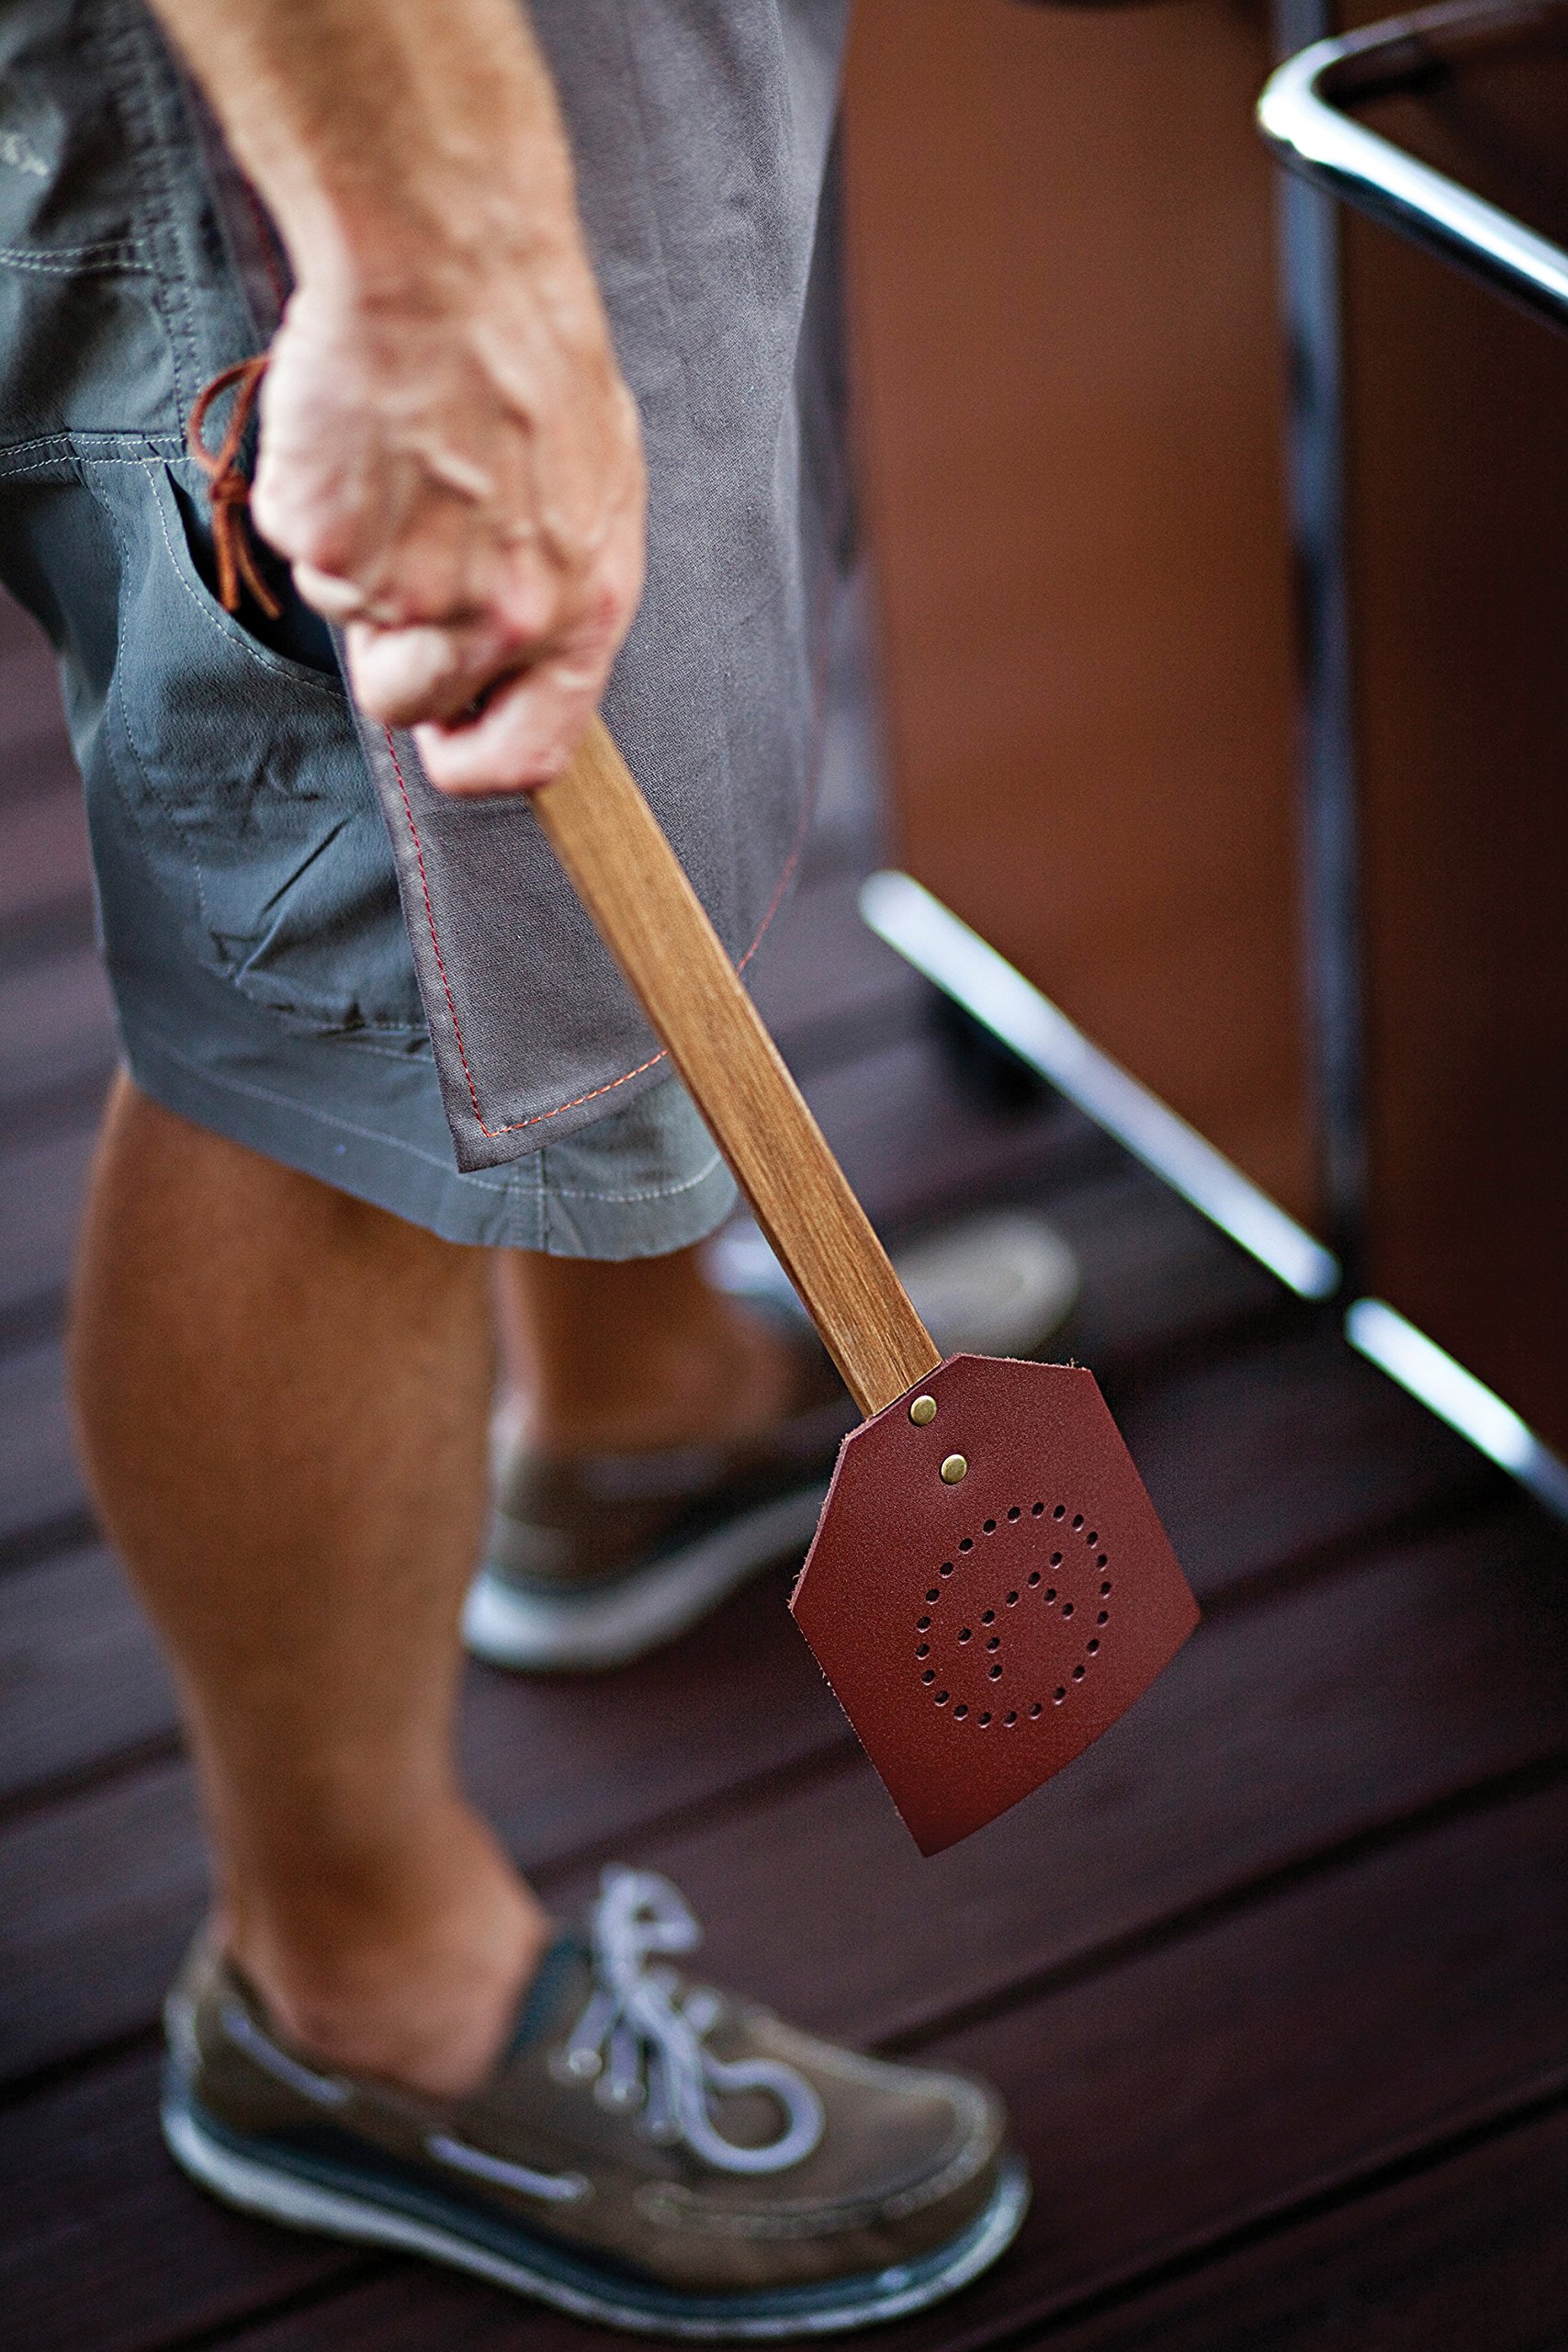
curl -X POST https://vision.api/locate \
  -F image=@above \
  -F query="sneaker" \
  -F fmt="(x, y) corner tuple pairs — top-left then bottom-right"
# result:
(163, 1867), (1028, 2337)
(463, 1209), (1079, 1672)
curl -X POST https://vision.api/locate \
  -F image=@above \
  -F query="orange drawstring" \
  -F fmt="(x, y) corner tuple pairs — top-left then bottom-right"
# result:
(186, 355), (283, 621)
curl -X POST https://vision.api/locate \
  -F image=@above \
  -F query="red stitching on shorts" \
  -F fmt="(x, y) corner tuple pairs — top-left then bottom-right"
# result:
(383, 729), (671, 1137)
(383, 639), (825, 1137)
(382, 731), (492, 1131)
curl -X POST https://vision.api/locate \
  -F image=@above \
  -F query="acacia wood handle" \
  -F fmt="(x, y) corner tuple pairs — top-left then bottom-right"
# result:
(531, 718), (941, 1419)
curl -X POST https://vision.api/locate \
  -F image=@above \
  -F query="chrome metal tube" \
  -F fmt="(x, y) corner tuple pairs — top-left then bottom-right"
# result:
(1258, 0), (1568, 330)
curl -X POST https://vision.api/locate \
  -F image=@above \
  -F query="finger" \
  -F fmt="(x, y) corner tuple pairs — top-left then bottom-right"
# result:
(290, 488), (491, 634)
(412, 647), (605, 796)
(344, 616), (529, 728)
(288, 563), (370, 625)
(252, 435), (384, 585)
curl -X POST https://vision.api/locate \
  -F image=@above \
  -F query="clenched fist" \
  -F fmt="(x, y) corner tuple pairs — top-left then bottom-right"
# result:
(253, 243), (646, 795)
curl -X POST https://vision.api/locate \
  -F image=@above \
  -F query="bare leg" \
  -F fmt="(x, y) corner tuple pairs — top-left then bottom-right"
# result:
(495, 1244), (795, 1455)
(70, 1077), (545, 2097)
(71, 1079), (791, 2096)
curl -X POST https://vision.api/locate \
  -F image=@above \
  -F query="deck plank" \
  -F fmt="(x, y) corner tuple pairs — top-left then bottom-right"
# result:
(876, 1781), (1568, 2352)
(394, 1779), (1568, 2352)
(807, 1029), (1104, 1231)
(1032, 1166), (1281, 1383)
(192, 2102), (1568, 2352)
(1122, 1320), (1494, 1596)
(0, 1576), (841, 2086)
(0, 1341), (88, 1557)
(534, 1505), (1568, 2052)
(2, 2048), (353, 2352)
(1010, 2101), (1568, 2352)
(0, 1546), (176, 1811)
(8, 1758), (1565, 2352)
(0, 1125), (99, 1323)
(5, 583), (1548, 2352)
(0, 790), (92, 932)
(0, 1129), (1282, 1561)
(0, 947), (116, 1113)
(6, 1497), (1564, 2093)
(0, 711), (78, 810)
(0, 1318), (1488, 1814)
(748, 868), (926, 1065)
(0, 586), (73, 791)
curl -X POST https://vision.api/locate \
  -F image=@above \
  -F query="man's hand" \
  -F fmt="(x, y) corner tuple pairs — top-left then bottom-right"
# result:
(254, 250), (644, 794)
(152, 0), (645, 794)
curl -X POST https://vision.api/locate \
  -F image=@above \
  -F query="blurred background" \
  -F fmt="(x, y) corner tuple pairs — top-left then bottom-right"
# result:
(4, 3), (1568, 2346)
(845, 0), (1568, 1451)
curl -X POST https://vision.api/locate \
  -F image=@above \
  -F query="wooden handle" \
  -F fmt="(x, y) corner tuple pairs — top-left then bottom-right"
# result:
(531, 718), (940, 1418)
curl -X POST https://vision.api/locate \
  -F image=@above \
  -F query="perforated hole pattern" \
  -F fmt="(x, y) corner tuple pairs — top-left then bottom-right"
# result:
(917, 1500), (1112, 1724)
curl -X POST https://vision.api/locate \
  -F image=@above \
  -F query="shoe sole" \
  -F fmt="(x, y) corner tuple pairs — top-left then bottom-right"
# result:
(162, 2077), (1031, 2339)
(463, 1482), (829, 1671)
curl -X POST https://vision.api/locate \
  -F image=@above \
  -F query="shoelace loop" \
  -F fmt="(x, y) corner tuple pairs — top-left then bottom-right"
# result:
(186, 353), (283, 621)
(564, 1868), (824, 2177)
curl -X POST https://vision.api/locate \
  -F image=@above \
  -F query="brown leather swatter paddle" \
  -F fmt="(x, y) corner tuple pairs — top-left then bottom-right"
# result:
(533, 720), (1199, 1855)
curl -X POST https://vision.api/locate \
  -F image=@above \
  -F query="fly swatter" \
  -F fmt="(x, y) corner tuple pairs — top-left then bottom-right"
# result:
(533, 720), (1198, 1854)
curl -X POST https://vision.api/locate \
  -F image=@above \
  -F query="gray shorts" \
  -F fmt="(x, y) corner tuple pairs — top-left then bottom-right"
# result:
(0, 0), (850, 1256)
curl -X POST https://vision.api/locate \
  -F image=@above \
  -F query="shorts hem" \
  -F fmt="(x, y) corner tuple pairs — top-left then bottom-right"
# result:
(123, 1018), (739, 1261)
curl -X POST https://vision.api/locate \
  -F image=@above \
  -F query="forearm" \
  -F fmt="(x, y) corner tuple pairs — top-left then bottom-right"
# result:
(147, 0), (581, 294)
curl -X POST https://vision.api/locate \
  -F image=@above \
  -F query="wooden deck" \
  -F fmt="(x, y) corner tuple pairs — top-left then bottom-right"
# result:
(3, 586), (1566, 2349)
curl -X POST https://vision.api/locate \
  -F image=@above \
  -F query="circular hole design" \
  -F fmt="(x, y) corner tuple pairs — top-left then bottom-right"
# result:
(919, 1504), (1111, 1721)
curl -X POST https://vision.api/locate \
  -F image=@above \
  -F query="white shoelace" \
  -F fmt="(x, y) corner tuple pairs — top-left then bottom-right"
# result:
(560, 1868), (825, 2177)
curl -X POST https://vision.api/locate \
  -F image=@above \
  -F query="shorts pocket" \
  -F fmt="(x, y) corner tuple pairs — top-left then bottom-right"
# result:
(99, 457), (426, 1037)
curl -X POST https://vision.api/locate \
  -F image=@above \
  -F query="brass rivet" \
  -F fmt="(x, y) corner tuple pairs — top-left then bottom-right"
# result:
(940, 1453), (968, 1484)
(909, 1395), (938, 1426)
